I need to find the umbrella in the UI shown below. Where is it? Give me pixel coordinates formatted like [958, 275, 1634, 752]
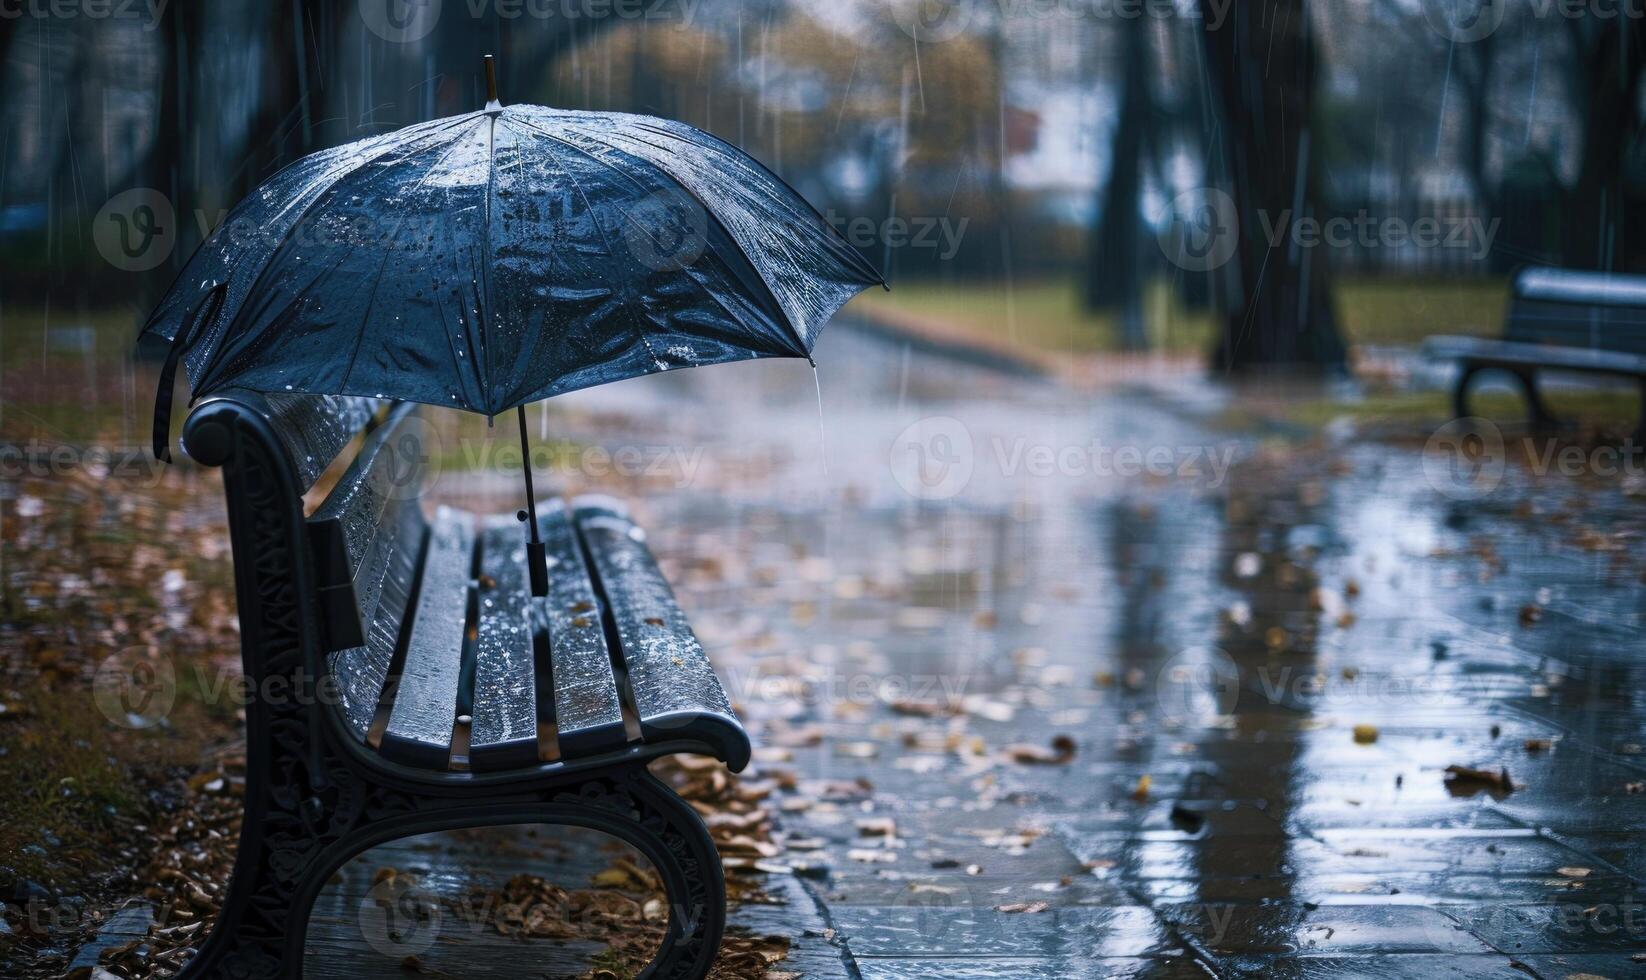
[146, 56, 883, 595]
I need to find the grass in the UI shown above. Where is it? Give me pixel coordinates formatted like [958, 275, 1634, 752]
[1221, 387, 1641, 435]
[848, 278, 1215, 355]
[0, 687, 147, 886]
[848, 275, 1511, 355]
[1334, 277, 1506, 345]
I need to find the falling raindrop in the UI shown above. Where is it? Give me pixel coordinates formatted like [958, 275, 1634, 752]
[811, 361, 827, 479]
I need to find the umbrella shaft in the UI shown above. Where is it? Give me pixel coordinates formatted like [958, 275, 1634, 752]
[517, 406, 542, 544]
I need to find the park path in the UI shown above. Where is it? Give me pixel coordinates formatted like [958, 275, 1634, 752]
[314, 318, 1646, 978]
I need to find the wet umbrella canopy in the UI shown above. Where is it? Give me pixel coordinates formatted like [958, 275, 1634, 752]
[145, 57, 883, 593]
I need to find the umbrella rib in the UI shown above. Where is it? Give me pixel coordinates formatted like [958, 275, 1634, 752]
[202, 227, 369, 395]
[480, 113, 497, 411]
[404, 122, 494, 407]
[337, 237, 400, 397]
[624, 119, 886, 287]
[558, 119, 813, 356]
[191, 113, 485, 394]
[437, 299, 483, 409]
[509, 117, 811, 376]
[506, 117, 672, 371]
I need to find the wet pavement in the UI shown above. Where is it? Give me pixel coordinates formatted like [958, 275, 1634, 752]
[343, 318, 1645, 978]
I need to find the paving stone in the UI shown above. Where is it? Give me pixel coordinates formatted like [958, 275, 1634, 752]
[832, 905, 1183, 959]
[1159, 903, 1498, 956]
[852, 955, 1208, 979]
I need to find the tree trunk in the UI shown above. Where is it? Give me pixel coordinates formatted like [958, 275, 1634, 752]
[1199, 0, 1345, 373]
[1086, 16, 1152, 351]
[1563, 17, 1644, 270]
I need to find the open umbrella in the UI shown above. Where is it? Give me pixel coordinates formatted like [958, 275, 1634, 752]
[146, 56, 883, 594]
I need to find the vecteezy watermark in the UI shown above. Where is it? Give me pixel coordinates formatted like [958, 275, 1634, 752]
[717, 665, 972, 711]
[1424, 0, 1646, 43]
[881, 0, 1237, 44]
[452, 438, 708, 491]
[1155, 192, 1501, 272]
[1422, 0, 1508, 41]
[92, 185, 960, 278]
[624, 187, 710, 273]
[823, 210, 970, 262]
[1, 441, 168, 487]
[93, 647, 177, 729]
[358, 0, 700, 44]
[890, 416, 975, 500]
[891, 415, 1239, 501]
[357, 0, 442, 41]
[1155, 187, 1239, 274]
[359, 872, 443, 958]
[1154, 646, 1241, 722]
[0, 0, 169, 28]
[1423, 417, 1507, 501]
[1424, 417, 1646, 499]
[93, 188, 176, 272]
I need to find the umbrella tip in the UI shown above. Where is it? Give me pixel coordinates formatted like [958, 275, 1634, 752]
[483, 54, 502, 113]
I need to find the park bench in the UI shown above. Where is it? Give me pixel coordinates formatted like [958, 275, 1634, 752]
[174, 389, 749, 980]
[1425, 266, 1646, 436]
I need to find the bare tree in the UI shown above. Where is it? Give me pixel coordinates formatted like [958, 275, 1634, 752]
[1198, 0, 1346, 373]
[1085, 15, 1155, 350]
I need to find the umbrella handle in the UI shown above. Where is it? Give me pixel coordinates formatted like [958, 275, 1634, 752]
[517, 405, 550, 597]
[527, 541, 549, 597]
[483, 54, 501, 113]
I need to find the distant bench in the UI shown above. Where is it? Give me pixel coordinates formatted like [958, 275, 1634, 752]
[174, 391, 747, 979]
[1425, 267, 1646, 436]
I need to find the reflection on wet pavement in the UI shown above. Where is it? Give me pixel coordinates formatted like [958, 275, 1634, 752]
[435, 320, 1645, 978]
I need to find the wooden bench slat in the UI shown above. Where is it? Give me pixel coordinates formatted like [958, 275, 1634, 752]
[263, 393, 384, 492]
[469, 522, 541, 771]
[327, 507, 425, 743]
[308, 403, 428, 651]
[381, 507, 476, 769]
[1424, 335, 1646, 377]
[308, 404, 429, 742]
[538, 501, 628, 758]
[573, 499, 750, 770]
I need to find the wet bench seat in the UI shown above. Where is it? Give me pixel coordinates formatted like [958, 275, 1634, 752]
[304, 403, 748, 774]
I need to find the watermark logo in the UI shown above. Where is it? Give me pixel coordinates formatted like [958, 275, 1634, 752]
[890, 416, 974, 500]
[358, 0, 442, 43]
[624, 188, 708, 273]
[885, 0, 974, 42]
[1422, 0, 1508, 42]
[1157, 192, 1500, 271]
[1154, 646, 1241, 722]
[93, 188, 175, 272]
[0, 0, 169, 28]
[1156, 187, 1238, 273]
[93, 648, 176, 729]
[380, 414, 442, 501]
[1422, 417, 1505, 500]
[359, 873, 443, 957]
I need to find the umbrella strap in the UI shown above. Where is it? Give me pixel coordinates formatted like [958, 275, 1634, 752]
[153, 284, 227, 463]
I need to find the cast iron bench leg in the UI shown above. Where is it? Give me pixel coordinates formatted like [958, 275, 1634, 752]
[1454, 362, 1560, 431]
[180, 759, 725, 979]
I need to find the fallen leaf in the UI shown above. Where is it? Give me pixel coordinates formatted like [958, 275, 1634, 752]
[1005, 735, 1077, 765]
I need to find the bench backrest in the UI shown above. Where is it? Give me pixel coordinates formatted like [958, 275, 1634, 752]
[1507, 267, 1646, 355]
[182, 390, 407, 736]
